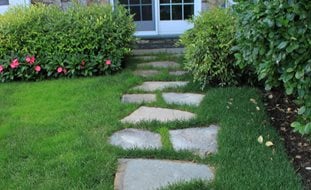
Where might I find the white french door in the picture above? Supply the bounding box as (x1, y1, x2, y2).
(158, 0, 201, 35)
(112, 0, 201, 36)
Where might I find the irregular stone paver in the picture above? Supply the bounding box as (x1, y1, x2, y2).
(132, 81, 188, 92)
(138, 61, 180, 69)
(136, 56, 157, 61)
(121, 106, 195, 124)
(109, 128, 162, 150)
(134, 70, 160, 77)
(169, 71, 188, 76)
(162, 93, 205, 106)
(169, 125, 220, 157)
(115, 159, 214, 190)
(133, 48, 184, 55)
(122, 94, 156, 104)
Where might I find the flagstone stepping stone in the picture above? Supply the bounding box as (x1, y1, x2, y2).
(114, 159, 214, 190)
(121, 106, 195, 124)
(122, 94, 156, 104)
(134, 70, 160, 77)
(162, 93, 205, 106)
(132, 81, 188, 92)
(136, 55, 157, 61)
(169, 125, 220, 157)
(109, 128, 162, 150)
(169, 70, 188, 76)
(138, 61, 180, 69)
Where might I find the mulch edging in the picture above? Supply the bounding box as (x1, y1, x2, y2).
(263, 89, 311, 189)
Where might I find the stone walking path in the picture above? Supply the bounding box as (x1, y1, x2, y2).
(132, 81, 188, 92)
(110, 57, 219, 190)
(121, 106, 196, 124)
(114, 159, 214, 190)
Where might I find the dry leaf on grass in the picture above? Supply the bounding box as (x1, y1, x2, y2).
(258, 135, 263, 144)
(250, 98, 257, 104)
(265, 141, 274, 147)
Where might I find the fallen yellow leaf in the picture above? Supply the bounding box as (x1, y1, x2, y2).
(265, 141, 274, 147)
(257, 135, 263, 144)
(250, 98, 257, 104)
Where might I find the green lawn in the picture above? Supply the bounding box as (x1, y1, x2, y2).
(0, 55, 303, 189)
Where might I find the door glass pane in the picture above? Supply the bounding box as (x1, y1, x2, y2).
(129, 0, 140, 4)
(142, 0, 151, 4)
(184, 5, 194, 19)
(118, 0, 128, 4)
(184, 0, 194, 3)
(142, 5, 152, 21)
(172, 0, 182, 3)
(172, 5, 182, 20)
(160, 0, 170, 4)
(160, 5, 171, 20)
(129, 6, 141, 21)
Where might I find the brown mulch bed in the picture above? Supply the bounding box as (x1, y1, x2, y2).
(263, 89, 311, 189)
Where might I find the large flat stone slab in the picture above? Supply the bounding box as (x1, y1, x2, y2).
(169, 71, 188, 76)
(138, 61, 180, 69)
(162, 93, 205, 106)
(115, 159, 214, 190)
(121, 106, 195, 124)
(122, 94, 156, 104)
(133, 70, 160, 77)
(109, 128, 162, 150)
(132, 81, 188, 92)
(136, 55, 157, 61)
(169, 125, 220, 157)
(133, 48, 184, 55)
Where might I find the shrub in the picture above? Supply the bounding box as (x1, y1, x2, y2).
(234, 0, 311, 135)
(180, 8, 255, 88)
(0, 3, 135, 82)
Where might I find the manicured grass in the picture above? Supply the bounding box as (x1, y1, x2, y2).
(0, 54, 303, 189)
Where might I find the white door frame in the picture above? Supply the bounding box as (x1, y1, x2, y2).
(110, 0, 201, 37)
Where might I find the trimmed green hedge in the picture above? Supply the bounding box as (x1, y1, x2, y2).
(180, 8, 256, 88)
(234, 0, 311, 135)
(0, 3, 135, 81)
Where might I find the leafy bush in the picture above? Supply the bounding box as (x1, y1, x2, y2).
(0, 3, 135, 81)
(180, 8, 254, 88)
(234, 0, 311, 135)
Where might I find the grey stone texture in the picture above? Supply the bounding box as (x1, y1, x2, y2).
(114, 159, 214, 190)
(132, 81, 188, 92)
(122, 94, 156, 104)
(109, 128, 162, 150)
(169, 125, 220, 157)
(162, 93, 205, 106)
(121, 106, 196, 124)
(133, 48, 184, 55)
(136, 56, 157, 61)
(138, 61, 180, 69)
(169, 71, 188, 76)
(133, 70, 160, 77)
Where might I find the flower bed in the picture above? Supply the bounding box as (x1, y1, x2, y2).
(0, 4, 135, 82)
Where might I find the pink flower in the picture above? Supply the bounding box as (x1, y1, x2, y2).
(57, 67, 63, 73)
(26, 56, 35, 64)
(35, 65, 41, 72)
(10, 58, 19, 69)
(81, 60, 85, 66)
(80, 60, 85, 69)
(26, 56, 31, 63)
(106, 59, 111, 65)
(30, 56, 35, 64)
(0, 65, 3, 73)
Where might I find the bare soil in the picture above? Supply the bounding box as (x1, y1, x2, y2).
(263, 89, 311, 189)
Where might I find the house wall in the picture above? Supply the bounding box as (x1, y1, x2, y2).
(0, 0, 31, 14)
(202, 0, 226, 11)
